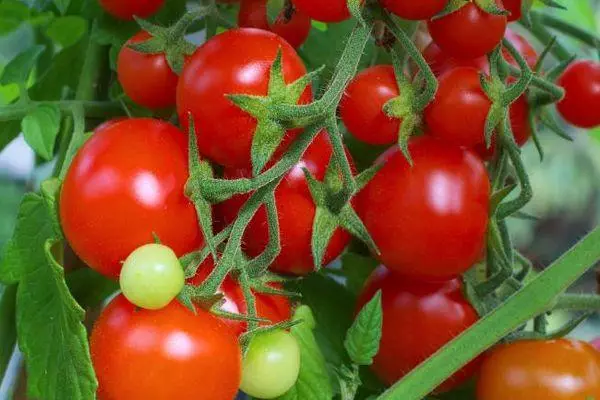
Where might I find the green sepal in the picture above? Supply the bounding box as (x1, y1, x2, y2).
(484, 104, 506, 148)
(240, 318, 303, 349)
(251, 119, 286, 176)
(539, 109, 572, 141)
(490, 184, 516, 213)
(355, 163, 383, 191)
(508, 312, 592, 342)
(432, 0, 469, 19)
(246, 194, 281, 276)
(474, 0, 509, 16)
(347, 0, 365, 26)
(266, 0, 285, 26)
(344, 290, 383, 366)
(529, 111, 544, 161)
(546, 55, 576, 82)
(533, 36, 557, 74)
(311, 207, 339, 271)
(41, 178, 64, 240)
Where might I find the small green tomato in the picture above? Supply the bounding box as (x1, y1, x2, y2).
(119, 243, 184, 310)
(240, 330, 301, 399)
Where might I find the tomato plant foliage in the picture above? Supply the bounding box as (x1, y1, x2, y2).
(1, 0, 600, 400)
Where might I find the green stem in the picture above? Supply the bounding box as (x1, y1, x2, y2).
(553, 294, 600, 311)
(377, 225, 600, 400)
(533, 11, 600, 49)
(0, 285, 17, 381)
(506, 64, 564, 100)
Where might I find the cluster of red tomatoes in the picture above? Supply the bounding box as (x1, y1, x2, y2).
(60, 0, 600, 399)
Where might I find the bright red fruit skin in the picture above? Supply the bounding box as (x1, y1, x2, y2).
(177, 28, 311, 169)
(357, 136, 490, 279)
(91, 295, 242, 400)
(189, 258, 291, 335)
(117, 31, 178, 109)
(60, 119, 203, 279)
(557, 60, 600, 129)
(98, 0, 164, 20)
(357, 266, 481, 392)
(340, 65, 400, 145)
(476, 339, 600, 400)
(292, 0, 356, 22)
(427, 1, 507, 59)
(380, 0, 447, 20)
(217, 134, 351, 275)
(422, 41, 489, 77)
(238, 0, 312, 48)
(503, 0, 522, 21)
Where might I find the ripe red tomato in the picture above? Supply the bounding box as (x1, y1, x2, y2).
(380, 0, 447, 20)
(503, 0, 523, 21)
(238, 0, 312, 48)
(357, 266, 481, 392)
(60, 119, 203, 279)
(189, 258, 291, 336)
(217, 133, 351, 275)
(98, 0, 164, 20)
(340, 65, 400, 146)
(422, 41, 489, 77)
(427, 1, 507, 59)
(557, 60, 600, 129)
(292, 0, 358, 22)
(357, 136, 490, 279)
(117, 31, 178, 110)
(91, 295, 241, 400)
(177, 28, 311, 169)
(476, 339, 600, 400)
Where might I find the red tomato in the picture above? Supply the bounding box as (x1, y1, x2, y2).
(503, 0, 522, 21)
(427, 1, 507, 59)
(357, 137, 490, 279)
(340, 65, 400, 145)
(117, 31, 178, 110)
(217, 133, 351, 275)
(177, 28, 311, 169)
(91, 295, 241, 400)
(557, 60, 600, 129)
(292, 0, 359, 22)
(380, 0, 447, 20)
(189, 257, 291, 336)
(357, 266, 481, 392)
(422, 41, 489, 77)
(98, 0, 164, 20)
(476, 339, 600, 400)
(60, 119, 203, 279)
(238, 0, 312, 48)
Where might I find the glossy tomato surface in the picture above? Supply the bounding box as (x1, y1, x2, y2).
(381, 0, 447, 20)
(476, 339, 600, 400)
(91, 295, 241, 400)
(357, 266, 481, 392)
(98, 0, 164, 20)
(340, 65, 400, 145)
(189, 258, 291, 335)
(177, 28, 311, 169)
(117, 31, 178, 109)
(292, 0, 356, 22)
(557, 60, 600, 128)
(238, 0, 312, 48)
(357, 137, 490, 279)
(60, 119, 203, 279)
(422, 41, 489, 77)
(217, 133, 351, 275)
(503, 0, 523, 21)
(427, 1, 507, 59)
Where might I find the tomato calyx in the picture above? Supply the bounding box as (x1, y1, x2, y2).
(128, 10, 204, 73)
(432, 0, 508, 20)
(228, 51, 321, 176)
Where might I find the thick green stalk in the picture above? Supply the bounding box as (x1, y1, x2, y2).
(378, 225, 600, 400)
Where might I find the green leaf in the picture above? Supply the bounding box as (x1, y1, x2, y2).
(0, 284, 16, 380)
(0, 120, 20, 152)
(0, 0, 30, 35)
(341, 252, 378, 296)
(344, 291, 382, 366)
(54, 0, 72, 14)
(21, 104, 61, 161)
(311, 208, 339, 270)
(0, 44, 44, 85)
(277, 305, 333, 400)
(0, 194, 97, 400)
(45, 16, 87, 48)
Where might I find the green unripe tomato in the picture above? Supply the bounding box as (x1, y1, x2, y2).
(119, 243, 184, 310)
(240, 330, 301, 399)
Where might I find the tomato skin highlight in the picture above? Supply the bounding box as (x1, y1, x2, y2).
(189, 258, 291, 335)
(238, 0, 312, 48)
(557, 60, 600, 129)
(177, 28, 311, 169)
(357, 266, 480, 392)
(91, 295, 242, 400)
(292, 0, 357, 22)
(476, 339, 600, 400)
(60, 118, 203, 279)
(357, 137, 490, 279)
(98, 0, 164, 20)
(117, 31, 178, 110)
(380, 0, 447, 20)
(217, 133, 351, 275)
(340, 65, 400, 146)
(427, 1, 507, 59)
